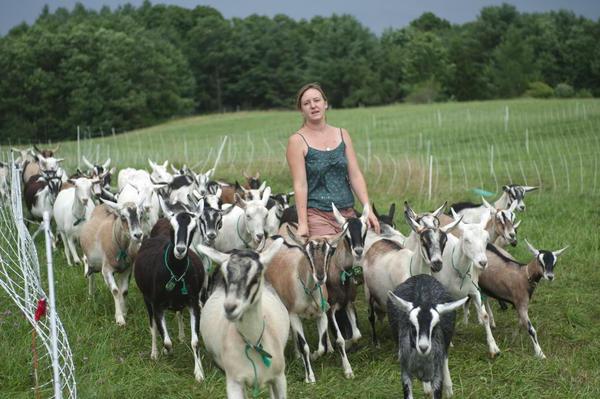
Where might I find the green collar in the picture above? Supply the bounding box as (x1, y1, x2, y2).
(163, 243, 190, 295)
(239, 320, 272, 398)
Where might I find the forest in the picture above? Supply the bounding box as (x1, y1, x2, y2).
(0, 1, 598, 143)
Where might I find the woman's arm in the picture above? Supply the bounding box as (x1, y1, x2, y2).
(286, 134, 309, 236)
(342, 128, 381, 233)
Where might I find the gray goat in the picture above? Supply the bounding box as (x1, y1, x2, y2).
(388, 275, 467, 399)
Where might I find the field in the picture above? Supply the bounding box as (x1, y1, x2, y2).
(1, 98, 600, 398)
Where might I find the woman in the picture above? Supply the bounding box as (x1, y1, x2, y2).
(286, 83, 380, 237)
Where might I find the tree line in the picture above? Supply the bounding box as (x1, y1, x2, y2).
(1, 1, 599, 143)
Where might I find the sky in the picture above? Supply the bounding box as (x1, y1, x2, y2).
(1, 0, 599, 36)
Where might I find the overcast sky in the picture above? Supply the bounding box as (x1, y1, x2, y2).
(2, 0, 599, 36)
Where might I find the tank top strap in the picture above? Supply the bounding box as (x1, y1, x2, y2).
(339, 128, 344, 142)
(296, 132, 310, 147)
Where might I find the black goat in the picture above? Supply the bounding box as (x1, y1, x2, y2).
(134, 198, 205, 382)
(387, 275, 467, 399)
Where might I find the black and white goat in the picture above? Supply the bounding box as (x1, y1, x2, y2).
(134, 198, 205, 381)
(450, 184, 537, 223)
(388, 275, 468, 399)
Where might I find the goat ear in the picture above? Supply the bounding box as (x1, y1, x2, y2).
(260, 186, 271, 206)
(287, 191, 295, 197)
(372, 203, 380, 218)
(508, 199, 518, 212)
(82, 156, 94, 170)
(436, 296, 469, 315)
(553, 246, 568, 257)
(524, 239, 539, 256)
(387, 291, 413, 313)
(360, 203, 370, 224)
(441, 214, 462, 233)
(404, 201, 417, 220)
(388, 203, 396, 219)
(158, 196, 173, 218)
(196, 244, 229, 265)
(162, 160, 168, 168)
(331, 202, 347, 226)
(234, 193, 247, 209)
(480, 211, 491, 228)
(513, 219, 522, 229)
(148, 159, 156, 169)
(481, 196, 494, 211)
(328, 224, 348, 248)
(432, 201, 447, 218)
(100, 198, 120, 213)
(259, 237, 284, 267)
(258, 180, 267, 193)
(286, 224, 306, 247)
(523, 186, 538, 193)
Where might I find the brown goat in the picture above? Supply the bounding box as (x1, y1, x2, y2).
(478, 240, 567, 358)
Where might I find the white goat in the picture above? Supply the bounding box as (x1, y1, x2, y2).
(434, 209, 501, 357)
(53, 176, 98, 266)
(199, 238, 289, 399)
(212, 188, 271, 252)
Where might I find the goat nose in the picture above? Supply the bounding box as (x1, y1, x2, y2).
(354, 248, 363, 257)
(256, 233, 264, 241)
(133, 232, 142, 241)
(547, 275, 554, 281)
(479, 260, 488, 267)
(175, 245, 186, 256)
(207, 232, 217, 240)
(224, 303, 237, 316)
(432, 260, 443, 273)
(418, 343, 429, 353)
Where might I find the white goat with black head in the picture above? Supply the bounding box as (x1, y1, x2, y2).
(80, 198, 145, 325)
(198, 238, 288, 399)
(450, 184, 537, 223)
(388, 275, 468, 399)
(479, 240, 567, 358)
(135, 198, 206, 381)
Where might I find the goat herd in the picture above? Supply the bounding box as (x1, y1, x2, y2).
(5, 145, 568, 399)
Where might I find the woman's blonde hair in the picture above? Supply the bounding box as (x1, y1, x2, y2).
(295, 82, 328, 110)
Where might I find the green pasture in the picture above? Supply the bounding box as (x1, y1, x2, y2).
(1, 98, 599, 398)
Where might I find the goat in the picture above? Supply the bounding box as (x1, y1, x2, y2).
(450, 184, 537, 223)
(439, 197, 520, 248)
(479, 240, 567, 358)
(243, 170, 262, 189)
(363, 203, 459, 346)
(388, 275, 468, 399)
(11, 146, 35, 169)
(434, 209, 501, 357)
(82, 156, 114, 198)
(52, 176, 98, 266)
(326, 204, 369, 356)
(24, 170, 63, 241)
(198, 238, 288, 398)
(265, 225, 346, 383)
(80, 198, 145, 325)
(212, 188, 271, 252)
(117, 180, 159, 236)
(23, 150, 65, 184)
(148, 159, 173, 184)
(135, 198, 205, 381)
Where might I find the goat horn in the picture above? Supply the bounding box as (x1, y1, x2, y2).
(51, 144, 60, 153)
(82, 156, 94, 169)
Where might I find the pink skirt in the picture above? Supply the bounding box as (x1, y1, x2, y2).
(307, 207, 356, 237)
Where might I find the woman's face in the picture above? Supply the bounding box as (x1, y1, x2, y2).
(300, 88, 327, 123)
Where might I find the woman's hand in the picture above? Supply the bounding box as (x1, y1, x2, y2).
(367, 211, 380, 234)
(296, 222, 309, 237)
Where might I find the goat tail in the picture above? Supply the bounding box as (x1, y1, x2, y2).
(335, 307, 353, 341)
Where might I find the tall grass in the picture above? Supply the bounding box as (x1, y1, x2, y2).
(1, 98, 599, 398)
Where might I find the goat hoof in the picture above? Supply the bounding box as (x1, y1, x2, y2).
(489, 350, 501, 359)
(150, 351, 158, 360)
(344, 371, 355, 379)
(310, 351, 323, 361)
(443, 385, 453, 397)
(305, 376, 316, 384)
(536, 352, 546, 359)
(116, 318, 126, 326)
(194, 369, 205, 383)
(423, 382, 432, 395)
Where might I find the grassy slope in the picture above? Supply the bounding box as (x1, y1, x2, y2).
(1, 98, 600, 398)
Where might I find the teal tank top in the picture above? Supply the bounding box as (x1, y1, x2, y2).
(298, 129, 355, 211)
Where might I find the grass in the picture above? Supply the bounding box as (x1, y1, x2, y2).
(1, 98, 600, 398)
